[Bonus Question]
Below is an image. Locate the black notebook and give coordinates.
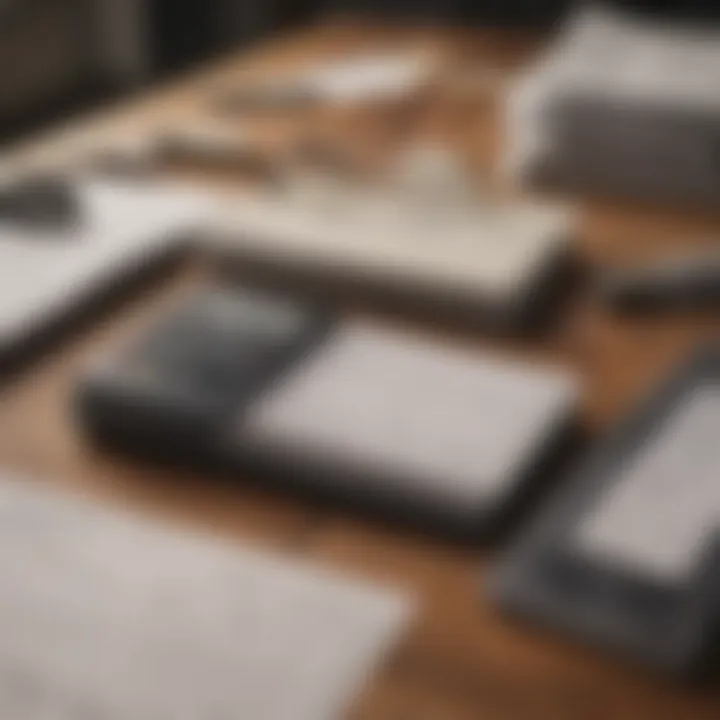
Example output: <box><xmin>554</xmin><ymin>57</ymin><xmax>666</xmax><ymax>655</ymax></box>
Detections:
<box><xmin>491</xmin><ymin>344</ymin><xmax>720</xmax><ymax>675</ymax></box>
<box><xmin>78</xmin><ymin>286</ymin><xmax>578</xmax><ymax>540</ymax></box>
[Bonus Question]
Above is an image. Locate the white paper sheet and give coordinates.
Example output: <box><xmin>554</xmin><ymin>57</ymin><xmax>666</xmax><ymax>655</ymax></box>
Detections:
<box><xmin>0</xmin><ymin>474</ymin><xmax>411</xmax><ymax>719</ymax></box>
<box><xmin>0</xmin><ymin>179</ymin><xmax>210</xmax><ymax>352</ymax></box>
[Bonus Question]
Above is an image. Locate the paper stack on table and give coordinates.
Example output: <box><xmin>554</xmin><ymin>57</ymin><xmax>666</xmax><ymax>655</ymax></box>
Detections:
<box><xmin>505</xmin><ymin>3</ymin><xmax>720</xmax><ymax>203</ymax></box>
<box><xmin>209</xmin><ymin>172</ymin><xmax>574</xmax><ymax>330</ymax></box>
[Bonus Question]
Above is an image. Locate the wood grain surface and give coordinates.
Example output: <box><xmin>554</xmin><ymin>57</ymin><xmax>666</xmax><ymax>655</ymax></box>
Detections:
<box><xmin>0</xmin><ymin>20</ymin><xmax>719</xmax><ymax>719</ymax></box>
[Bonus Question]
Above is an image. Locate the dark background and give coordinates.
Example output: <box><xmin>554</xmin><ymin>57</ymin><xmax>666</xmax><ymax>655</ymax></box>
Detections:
<box><xmin>2</xmin><ymin>0</ymin><xmax>720</xmax><ymax>143</ymax></box>
<box><xmin>151</xmin><ymin>0</ymin><xmax>720</xmax><ymax>74</ymax></box>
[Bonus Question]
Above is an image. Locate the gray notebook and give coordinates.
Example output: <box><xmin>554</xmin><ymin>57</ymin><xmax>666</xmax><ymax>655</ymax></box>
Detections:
<box><xmin>0</xmin><ymin>178</ymin><xmax>208</xmax><ymax>354</ymax></box>
<box><xmin>0</xmin><ymin>475</ymin><xmax>411</xmax><ymax>719</ymax></box>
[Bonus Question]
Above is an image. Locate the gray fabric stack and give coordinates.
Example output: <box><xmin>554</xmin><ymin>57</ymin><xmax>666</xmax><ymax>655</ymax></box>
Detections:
<box><xmin>505</xmin><ymin>4</ymin><xmax>720</xmax><ymax>204</ymax></box>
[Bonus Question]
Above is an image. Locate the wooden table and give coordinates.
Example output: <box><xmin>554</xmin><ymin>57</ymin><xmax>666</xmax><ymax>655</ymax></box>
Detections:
<box><xmin>1</xmin><ymin>21</ymin><xmax>719</xmax><ymax>719</ymax></box>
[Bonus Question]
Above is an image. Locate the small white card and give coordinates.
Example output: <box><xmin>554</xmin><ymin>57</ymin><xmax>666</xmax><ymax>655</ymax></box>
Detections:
<box><xmin>305</xmin><ymin>52</ymin><xmax>434</xmax><ymax>102</ymax></box>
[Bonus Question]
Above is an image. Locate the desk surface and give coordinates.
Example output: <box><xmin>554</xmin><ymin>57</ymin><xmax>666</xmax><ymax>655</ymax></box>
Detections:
<box><xmin>1</xmin><ymin>21</ymin><xmax>719</xmax><ymax>719</ymax></box>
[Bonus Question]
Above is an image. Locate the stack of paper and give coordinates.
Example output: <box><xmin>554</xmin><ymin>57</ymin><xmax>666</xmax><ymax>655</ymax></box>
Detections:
<box><xmin>210</xmin><ymin>175</ymin><xmax>573</xmax><ymax>329</ymax></box>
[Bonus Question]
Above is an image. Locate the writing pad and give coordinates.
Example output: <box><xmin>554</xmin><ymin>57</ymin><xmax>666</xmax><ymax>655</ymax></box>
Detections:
<box><xmin>238</xmin><ymin>321</ymin><xmax>578</xmax><ymax>537</ymax></box>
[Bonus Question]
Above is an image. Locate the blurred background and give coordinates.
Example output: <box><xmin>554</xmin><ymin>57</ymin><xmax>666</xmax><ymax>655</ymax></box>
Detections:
<box><xmin>2</xmin><ymin>0</ymin><xmax>720</xmax><ymax>717</ymax></box>
<box><xmin>9</xmin><ymin>0</ymin><xmax>720</xmax><ymax>144</ymax></box>
<box><xmin>0</xmin><ymin>0</ymin><xmax>611</xmax><ymax>141</ymax></box>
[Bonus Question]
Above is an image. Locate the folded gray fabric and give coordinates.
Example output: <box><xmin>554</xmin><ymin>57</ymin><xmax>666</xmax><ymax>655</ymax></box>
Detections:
<box><xmin>506</xmin><ymin>3</ymin><xmax>720</xmax><ymax>203</ymax></box>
